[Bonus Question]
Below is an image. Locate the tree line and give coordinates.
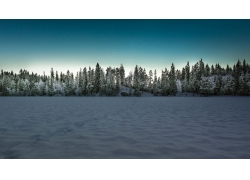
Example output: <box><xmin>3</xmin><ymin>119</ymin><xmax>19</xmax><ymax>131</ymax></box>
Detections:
<box><xmin>0</xmin><ymin>59</ymin><xmax>249</xmax><ymax>96</ymax></box>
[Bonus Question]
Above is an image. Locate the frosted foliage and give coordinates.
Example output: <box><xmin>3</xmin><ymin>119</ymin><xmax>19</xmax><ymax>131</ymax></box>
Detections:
<box><xmin>34</xmin><ymin>80</ymin><xmax>44</xmax><ymax>92</ymax></box>
<box><xmin>176</xmin><ymin>79</ymin><xmax>182</xmax><ymax>93</ymax></box>
<box><xmin>53</xmin><ymin>81</ymin><xmax>66</xmax><ymax>95</ymax></box>
<box><xmin>200</xmin><ymin>76</ymin><xmax>215</xmax><ymax>91</ymax></box>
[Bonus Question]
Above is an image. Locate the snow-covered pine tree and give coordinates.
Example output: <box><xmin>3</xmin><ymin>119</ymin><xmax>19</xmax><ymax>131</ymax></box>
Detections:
<box><xmin>138</xmin><ymin>66</ymin><xmax>143</xmax><ymax>92</ymax></box>
<box><xmin>29</xmin><ymin>74</ymin><xmax>35</xmax><ymax>96</ymax></box>
<box><xmin>51</xmin><ymin>68</ymin><xmax>54</xmax><ymax>84</ymax></box>
<box><xmin>126</xmin><ymin>71</ymin><xmax>133</xmax><ymax>95</ymax></box>
<box><xmin>78</xmin><ymin>68</ymin><xmax>83</xmax><ymax>95</ymax></box>
<box><xmin>148</xmin><ymin>70</ymin><xmax>153</xmax><ymax>93</ymax></box>
<box><xmin>133</xmin><ymin>65</ymin><xmax>141</xmax><ymax>96</ymax></box>
<box><xmin>69</xmin><ymin>72</ymin><xmax>75</xmax><ymax>95</ymax></box>
<box><xmin>200</xmin><ymin>76</ymin><xmax>214</xmax><ymax>96</ymax></box>
<box><xmin>221</xmin><ymin>74</ymin><xmax>234</xmax><ymax>95</ymax></box>
<box><xmin>181</xmin><ymin>68</ymin><xmax>185</xmax><ymax>81</ymax></box>
<box><xmin>169</xmin><ymin>63</ymin><xmax>177</xmax><ymax>95</ymax></box>
<box><xmin>238</xmin><ymin>60</ymin><xmax>249</xmax><ymax>96</ymax></box>
<box><xmin>2</xmin><ymin>74</ymin><xmax>11</xmax><ymax>96</ymax></box>
<box><xmin>56</xmin><ymin>71</ymin><xmax>59</xmax><ymax>82</ymax></box>
<box><xmin>176</xmin><ymin>69</ymin><xmax>181</xmax><ymax>80</ymax></box>
<box><xmin>82</xmin><ymin>67</ymin><xmax>88</xmax><ymax>96</ymax></box>
<box><xmin>115</xmin><ymin>67</ymin><xmax>120</xmax><ymax>93</ymax></box>
<box><xmin>99</xmin><ymin>68</ymin><xmax>106</xmax><ymax>96</ymax></box>
<box><xmin>74</xmin><ymin>72</ymin><xmax>80</xmax><ymax>96</ymax></box>
<box><xmin>152</xmin><ymin>69</ymin><xmax>158</xmax><ymax>96</ymax></box>
<box><xmin>133</xmin><ymin>65</ymin><xmax>139</xmax><ymax>89</ymax></box>
<box><xmin>161</xmin><ymin>68</ymin><xmax>170</xmax><ymax>96</ymax></box>
<box><xmin>60</xmin><ymin>72</ymin><xmax>63</xmax><ymax>83</ymax></box>
<box><xmin>183</xmin><ymin>61</ymin><xmax>190</xmax><ymax>92</ymax></box>
<box><xmin>119</xmin><ymin>64</ymin><xmax>125</xmax><ymax>85</ymax></box>
<box><xmin>105</xmin><ymin>67</ymin><xmax>116</xmax><ymax>96</ymax></box>
<box><xmin>95</xmin><ymin>63</ymin><xmax>101</xmax><ymax>93</ymax></box>
<box><xmin>205</xmin><ymin>64</ymin><xmax>210</xmax><ymax>77</ymax></box>
<box><xmin>86</xmin><ymin>67</ymin><xmax>95</xmax><ymax>96</ymax></box>
<box><xmin>233</xmin><ymin>60</ymin><xmax>242</xmax><ymax>95</ymax></box>
<box><xmin>211</xmin><ymin>65</ymin><xmax>215</xmax><ymax>76</ymax></box>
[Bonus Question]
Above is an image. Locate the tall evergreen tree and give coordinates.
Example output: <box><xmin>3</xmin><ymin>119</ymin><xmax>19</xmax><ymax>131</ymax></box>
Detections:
<box><xmin>181</xmin><ymin>68</ymin><xmax>185</xmax><ymax>81</ymax></box>
<box><xmin>56</xmin><ymin>71</ymin><xmax>59</xmax><ymax>81</ymax></box>
<box><xmin>95</xmin><ymin>63</ymin><xmax>101</xmax><ymax>93</ymax></box>
<box><xmin>169</xmin><ymin>63</ymin><xmax>177</xmax><ymax>95</ymax></box>
<box><xmin>148</xmin><ymin>70</ymin><xmax>153</xmax><ymax>93</ymax></box>
<box><xmin>119</xmin><ymin>64</ymin><xmax>125</xmax><ymax>85</ymax></box>
<box><xmin>205</xmin><ymin>64</ymin><xmax>210</xmax><ymax>77</ymax></box>
<box><xmin>133</xmin><ymin>65</ymin><xmax>139</xmax><ymax>90</ymax></box>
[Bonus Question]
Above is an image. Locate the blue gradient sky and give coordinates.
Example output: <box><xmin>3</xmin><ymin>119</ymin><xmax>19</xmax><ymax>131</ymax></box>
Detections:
<box><xmin>0</xmin><ymin>20</ymin><xmax>250</xmax><ymax>76</ymax></box>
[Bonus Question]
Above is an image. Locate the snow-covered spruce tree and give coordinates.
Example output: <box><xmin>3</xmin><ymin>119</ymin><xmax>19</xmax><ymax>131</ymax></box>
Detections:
<box><xmin>29</xmin><ymin>74</ymin><xmax>35</xmax><ymax>96</ymax></box>
<box><xmin>191</xmin><ymin>59</ymin><xmax>204</xmax><ymax>95</ymax></box>
<box><xmin>78</xmin><ymin>68</ymin><xmax>83</xmax><ymax>96</ymax></box>
<box><xmin>221</xmin><ymin>74</ymin><xmax>234</xmax><ymax>95</ymax></box>
<box><xmin>133</xmin><ymin>65</ymin><xmax>141</xmax><ymax>96</ymax></box>
<box><xmin>60</xmin><ymin>72</ymin><xmax>63</xmax><ymax>83</ymax></box>
<box><xmin>82</xmin><ymin>67</ymin><xmax>88</xmax><ymax>96</ymax></box>
<box><xmin>161</xmin><ymin>68</ymin><xmax>170</xmax><ymax>96</ymax></box>
<box><xmin>233</xmin><ymin>60</ymin><xmax>241</xmax><ymax>95</ymax></box>
<box><xmin>95</xmin><ymin>63</ymin><xmax>101</xmax><ymax>94</ymax></box>
<box><xmin>176</xmin><ymin>69</ymin><xmax>181</xmax><ymax>80</ymax></box>
<box><xmin>176</xmin><ymin>79</ymin><xmax>182</xmax><ymax>93</ymax></box>
<box><xmin>169</xmin><ymin>63</ymin><xmax>177</xmax><ymax>95</ymax></box>
<box><xmin>213</xmin><ymin>63</ymin><xmax>223</xmax><ymax>95</ymax></box>
<box><xmin>105</xmin><ymin>67</ymin><xmax>116</xmax><ymax>96</ymax></box>
<box><xmin>238</xmin><ymin>59</ymin><xmax>250</xmax><ymax>96</ymax></box>
<box><xmin>144</xmin><ymin>68</ymin><xmax>148</xmax><ymax>84</ymax></box>
<box><xmin>23</xmin><ymin>79</ymin><xmax>30</xmax><ymax>96</ymax></box>
<box><xmin>200</xmin><ymin>76</ymin><xmax>214</xmax><ymax>96</ymax></box>
<box><xmin>152</xmin><ymin>69</ymin><xmax>158</xmax><ymax>96</ymax></box>
<box><xmin>157</xmin><ymin>77</ymin><xmax>161</xmax><ymax>93</ymax></box>
<box><xmin>148</xmin><ymin>70</ymin><xmax>153</xmax><ymax>93</ymax></box>
<box><xmin>2</xmin><ymin>74</ymin><xmax>11</xmax><ymax>96</ymax></box>
<box><xmin>69</xmin><ymin>72</ymin><xmax>76</xmax><ymax>95</ymax></box>
<box><xmin>211</xmin><ymin>65</ymin><xmax>215</xmax><ymax>76</ymax></box>
<box><xmin>126</xmin><ymin>71</ymin><xmax>133</xmax><ymax>96</ymax></box>
<box><xmin>238</xmin><ymin>73</ymin><xmax>249</xmax><ymax>96</ymax></box>
<box><xmin>74</xmin><ymin>72</ymin><xmax>80</xmax><ymax>96</ymax></box>
<box><xmin>64</xmin><ymin>70</ymin><xmax>70</xmax><ymax>96</ymax></box>
<box><xmin>17</xmin><ymin>78</ymin><xmax>25</xmax><ymax>96</ymax></box>
<box><xmin>185</xmin><ymin>61</ymin><xmax>190</xmax><ymax>85</ymax></box>
<box><xmin>48</xmin><ymin>68</ymin><xmax>55</xmax><ymax>96</ymax></box>
<box><xmin>136</xmin><ymin>66</ymin><xmax>147</xmax><ymax>93</ymax></box>
<box><xmin>181</xmin><ymin>67</ymin><xmax>185</xmax><ymax>81</ymax></box>
<box><xmin>119</xmin><ymin>64</ymin><xmax>125</xmax><ymax>86</ymax></box>
<box><xmin>9</xmin><ymin>79</ymin><xmax>16</xmax><ymax>96</ymax></box>
<box><xmin>34</xmin><ymin>79</ymin><xmax>44</xmax><ymax>96</ymax></box>
<box><xmin>56</xmin><ymin>71</ymin><xmax>59</xmax><ymax>82</ymax></box>
<box><xmin>86</xmin><ymin>67</ymin><xmax>95</xmax><ymax>96</ymax></box>
<box><xmin>115</xmin><ymin>67</ymin><xmax>120</xmax><ymax>93</ymax></box>
<box><xmin>181</xmin><ymin>61</ymin><xmax>190</xmax><ymax>93</ymax></box>
<box><xmin>138</xmin><ymin>66</ymin><xmax>143</xmax><ymax>92</ymax></box>
<box><xmin>99</xmin><ymin>68</ymin><xmax>106</xmax><ymax>96</ymax></box>
<box><xmin>205</xmin><ymin>64</ymin><xmax>210</xmax><ymax>77</ymax></box>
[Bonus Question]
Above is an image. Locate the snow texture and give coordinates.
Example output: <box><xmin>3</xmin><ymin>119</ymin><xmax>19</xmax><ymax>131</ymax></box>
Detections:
<box><xmin>0</xmin><ymin>96</ymin><xmax>250</xmax><ymax>159</ymax></box>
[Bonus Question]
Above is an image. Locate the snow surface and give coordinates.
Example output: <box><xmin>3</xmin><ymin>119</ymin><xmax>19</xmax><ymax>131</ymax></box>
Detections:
<box><xmin>0</xmin><ymin>96</ymin><xmax>250</xmax><ymax>158</ymax></box>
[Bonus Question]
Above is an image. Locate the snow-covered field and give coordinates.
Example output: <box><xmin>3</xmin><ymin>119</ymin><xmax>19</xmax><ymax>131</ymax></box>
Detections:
<box><xmin>0</xmin><ymin>96</ymin><xmax>250</xmax><ymax>159</ymax></box>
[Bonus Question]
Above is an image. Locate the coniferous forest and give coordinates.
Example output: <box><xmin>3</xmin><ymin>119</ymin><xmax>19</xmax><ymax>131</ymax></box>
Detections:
<box><xmin>0</xmin><ymin>59</ymin><xmax>250</xmax><ymax>97</ymax></box>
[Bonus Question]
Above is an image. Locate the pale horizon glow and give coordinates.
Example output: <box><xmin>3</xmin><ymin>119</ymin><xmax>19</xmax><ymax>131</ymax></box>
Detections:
<box><xmin>2</xmin><ymin>57</ymin><xmax>243</xmax><ymax>77</ymax></box>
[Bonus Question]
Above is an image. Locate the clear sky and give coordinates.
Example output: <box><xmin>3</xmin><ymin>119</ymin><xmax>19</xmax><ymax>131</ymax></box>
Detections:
<box><xmin>0</xmin><ymin>20</ymin><xmax>250</xmax><ymax>76</ymax></box>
